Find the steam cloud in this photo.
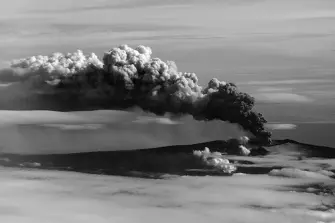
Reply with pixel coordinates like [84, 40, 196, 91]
[0, 45, 271, 142]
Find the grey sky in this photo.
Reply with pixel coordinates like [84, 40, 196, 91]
[0, 0, 334, 152]
[0, 0, 334, 111]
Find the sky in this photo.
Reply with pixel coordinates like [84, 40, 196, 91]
[0, 0, 334, 108]
[0, 0, 334, 152]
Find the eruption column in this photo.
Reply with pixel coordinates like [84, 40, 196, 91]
[0, 45, 271, 143]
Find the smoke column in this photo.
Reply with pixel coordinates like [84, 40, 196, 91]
[0, 45, 271, 142]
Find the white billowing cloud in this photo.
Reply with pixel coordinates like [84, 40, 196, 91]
[254, 93, 313, 103]
[193, 147, 236, 174]
[4, 50, 103, 83]
[238, 145, 250, 156]
[103, 44, 205, 102]
[266, 123, 297, 130]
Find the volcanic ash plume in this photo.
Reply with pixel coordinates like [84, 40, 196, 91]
[0, 45, 271, 142]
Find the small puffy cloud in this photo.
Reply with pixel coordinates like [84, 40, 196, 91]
[238, 145, 251, 156]
[193, 147, 236, 173]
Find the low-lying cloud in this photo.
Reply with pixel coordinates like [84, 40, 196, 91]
[266, 123, 297, 130]
[269, 168, 334, 179]
[133, 116, 182, 125]
[0, 110, 135, 126]
[40, 123, 105, 130]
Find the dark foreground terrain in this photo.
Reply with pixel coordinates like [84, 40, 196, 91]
[1, 139, 335, 178]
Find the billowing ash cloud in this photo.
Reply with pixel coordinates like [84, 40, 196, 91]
[0, 45, 271, 142]
[0, 50, 103, 83]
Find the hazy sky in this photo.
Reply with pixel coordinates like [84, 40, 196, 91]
[0, 0, 334, 106]
[0, 0, 334, 152]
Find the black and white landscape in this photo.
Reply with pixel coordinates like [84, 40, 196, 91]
[0, 0, 334, 222]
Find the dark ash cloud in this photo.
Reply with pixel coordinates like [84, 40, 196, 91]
[0, 45, 271, 142]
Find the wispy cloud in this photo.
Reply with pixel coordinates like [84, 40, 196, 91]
[239, 79, 334, 85]
[0, 82, 12, 87]
[304, 90, 335, 99]
[133, 116, 182, 125]
[266, 123, 297, 130]
[284, 10, 335, 20]
[253, 84, 313, 103]
[49, 23, 193, 34]
[256, 87, 293, 92]
[25, 0, 190, 14]
[40, 124, 104, 130]
[254, 93, 313, 103]
[0, 110, 135, 126]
